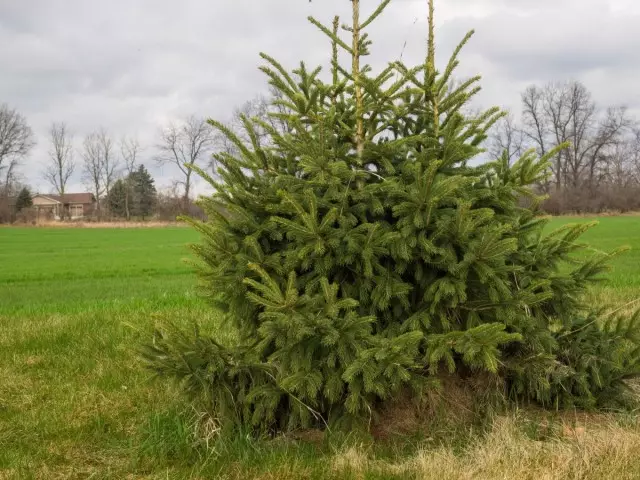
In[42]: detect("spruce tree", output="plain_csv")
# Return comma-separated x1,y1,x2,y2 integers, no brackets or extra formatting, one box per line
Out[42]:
15,187,32,212
131,165,157,220
143,0,640,433
107,179,128,217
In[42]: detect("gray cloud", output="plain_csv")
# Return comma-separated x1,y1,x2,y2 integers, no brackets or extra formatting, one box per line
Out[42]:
0,0,638,193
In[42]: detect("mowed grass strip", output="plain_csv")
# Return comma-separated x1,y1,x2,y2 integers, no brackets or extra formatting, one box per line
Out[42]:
0,228,200,315
547,216,640,290
1,218,640,479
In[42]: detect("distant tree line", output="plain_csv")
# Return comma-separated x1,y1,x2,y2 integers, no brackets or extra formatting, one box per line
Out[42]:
490,80,640,213
0,90,287,223
3,80,637,223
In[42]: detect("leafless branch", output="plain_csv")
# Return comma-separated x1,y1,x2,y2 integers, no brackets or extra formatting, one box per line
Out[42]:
98,129,117,197
0,104,35,194
156,116,214,203
120,136,142,220
82,132,105,211
489,112,525,165
44,122,75,196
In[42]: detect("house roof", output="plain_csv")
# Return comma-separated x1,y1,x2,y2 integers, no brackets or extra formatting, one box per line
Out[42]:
35,193,95,204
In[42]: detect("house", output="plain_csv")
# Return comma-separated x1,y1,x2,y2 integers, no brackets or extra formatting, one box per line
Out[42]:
32,193,96,220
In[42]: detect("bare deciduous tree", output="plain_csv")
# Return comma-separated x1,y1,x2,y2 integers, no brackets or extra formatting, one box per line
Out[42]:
489,112,525,165
120,136,141,220
98,129,117,198
81,128,118,216
44,122,75,199
521,81,634,191
214,87,292,170
0,104,35,195
156,116,214,206
82,133,105,214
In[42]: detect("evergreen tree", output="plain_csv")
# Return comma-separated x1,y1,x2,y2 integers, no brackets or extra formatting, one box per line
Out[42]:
130,165,157,219
15,187,32,212
143,0,640,434
106,179,128,217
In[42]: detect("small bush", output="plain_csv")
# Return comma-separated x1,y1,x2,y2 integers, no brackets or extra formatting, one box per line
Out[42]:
142,0,640,435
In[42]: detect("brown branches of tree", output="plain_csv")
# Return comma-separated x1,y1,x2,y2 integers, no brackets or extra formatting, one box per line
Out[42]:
44,122,75,198
82,129,116,215
491,80,639,213
82,133,104,213
215,87,292,165
156,116,214,207
98,129,117,198
489,112,524,165
519,81,634,192
120,136,141,221
0,104,35,195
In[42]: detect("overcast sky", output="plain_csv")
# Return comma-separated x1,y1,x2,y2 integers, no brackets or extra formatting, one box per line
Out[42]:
1,0,639,194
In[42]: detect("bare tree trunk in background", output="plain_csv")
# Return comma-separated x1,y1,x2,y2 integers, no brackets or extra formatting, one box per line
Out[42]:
120,136,140,221
631,128,640,185
0,103,35,196
489,112,525,165
156,116,214,212
214,87,292,167
98,129,117,201
44,122,75,219
521,86,549,191
82,133,105,217
519,80,637,212
584,106,631,189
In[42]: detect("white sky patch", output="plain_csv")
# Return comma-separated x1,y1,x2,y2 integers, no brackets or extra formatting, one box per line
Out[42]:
0,0,638,193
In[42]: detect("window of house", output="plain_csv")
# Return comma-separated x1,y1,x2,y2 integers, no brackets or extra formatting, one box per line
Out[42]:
70,204,83,218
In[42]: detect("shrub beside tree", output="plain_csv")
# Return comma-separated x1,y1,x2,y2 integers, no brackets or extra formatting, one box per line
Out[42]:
106,165,157,219
131,165,157,219
107,179,128,217
143,0,640,435
15,187,33,212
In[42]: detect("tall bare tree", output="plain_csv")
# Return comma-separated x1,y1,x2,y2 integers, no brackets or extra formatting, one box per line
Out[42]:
489,112,525,165
120,136,141,220
44,122,75,199
521,81,633,191
214,87,292,170
97,129,117,198
82,133,105,214
521,85,551,189
81,129,119,216
0,104,35,195
156,116,214,206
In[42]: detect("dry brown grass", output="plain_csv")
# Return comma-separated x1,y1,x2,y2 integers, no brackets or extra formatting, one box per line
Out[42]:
371,373,501,440
20,220,188,228
553,211,640,218
332,414,640,480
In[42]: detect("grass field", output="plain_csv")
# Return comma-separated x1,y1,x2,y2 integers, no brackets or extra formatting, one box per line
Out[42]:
1,217,640,479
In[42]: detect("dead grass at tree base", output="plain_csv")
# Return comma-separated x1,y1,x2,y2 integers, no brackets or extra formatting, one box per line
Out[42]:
371,373,502,440
3,220,188,228
333,415,640,480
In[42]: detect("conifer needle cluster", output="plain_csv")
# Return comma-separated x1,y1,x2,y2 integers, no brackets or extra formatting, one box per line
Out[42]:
143,0,640,433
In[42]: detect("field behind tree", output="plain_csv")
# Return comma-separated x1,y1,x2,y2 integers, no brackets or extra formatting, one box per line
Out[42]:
1,218,640,479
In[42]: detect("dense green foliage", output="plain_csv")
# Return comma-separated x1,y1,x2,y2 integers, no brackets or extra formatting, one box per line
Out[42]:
106,165,157,219
0,227,197,315
14,187,32,212
107,179,128,217
143,1,640,433
131,165,157,219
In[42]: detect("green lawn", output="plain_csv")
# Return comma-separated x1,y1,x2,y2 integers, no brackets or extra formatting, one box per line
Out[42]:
0,228,200,315
1,219,640,479
547,216,640,292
